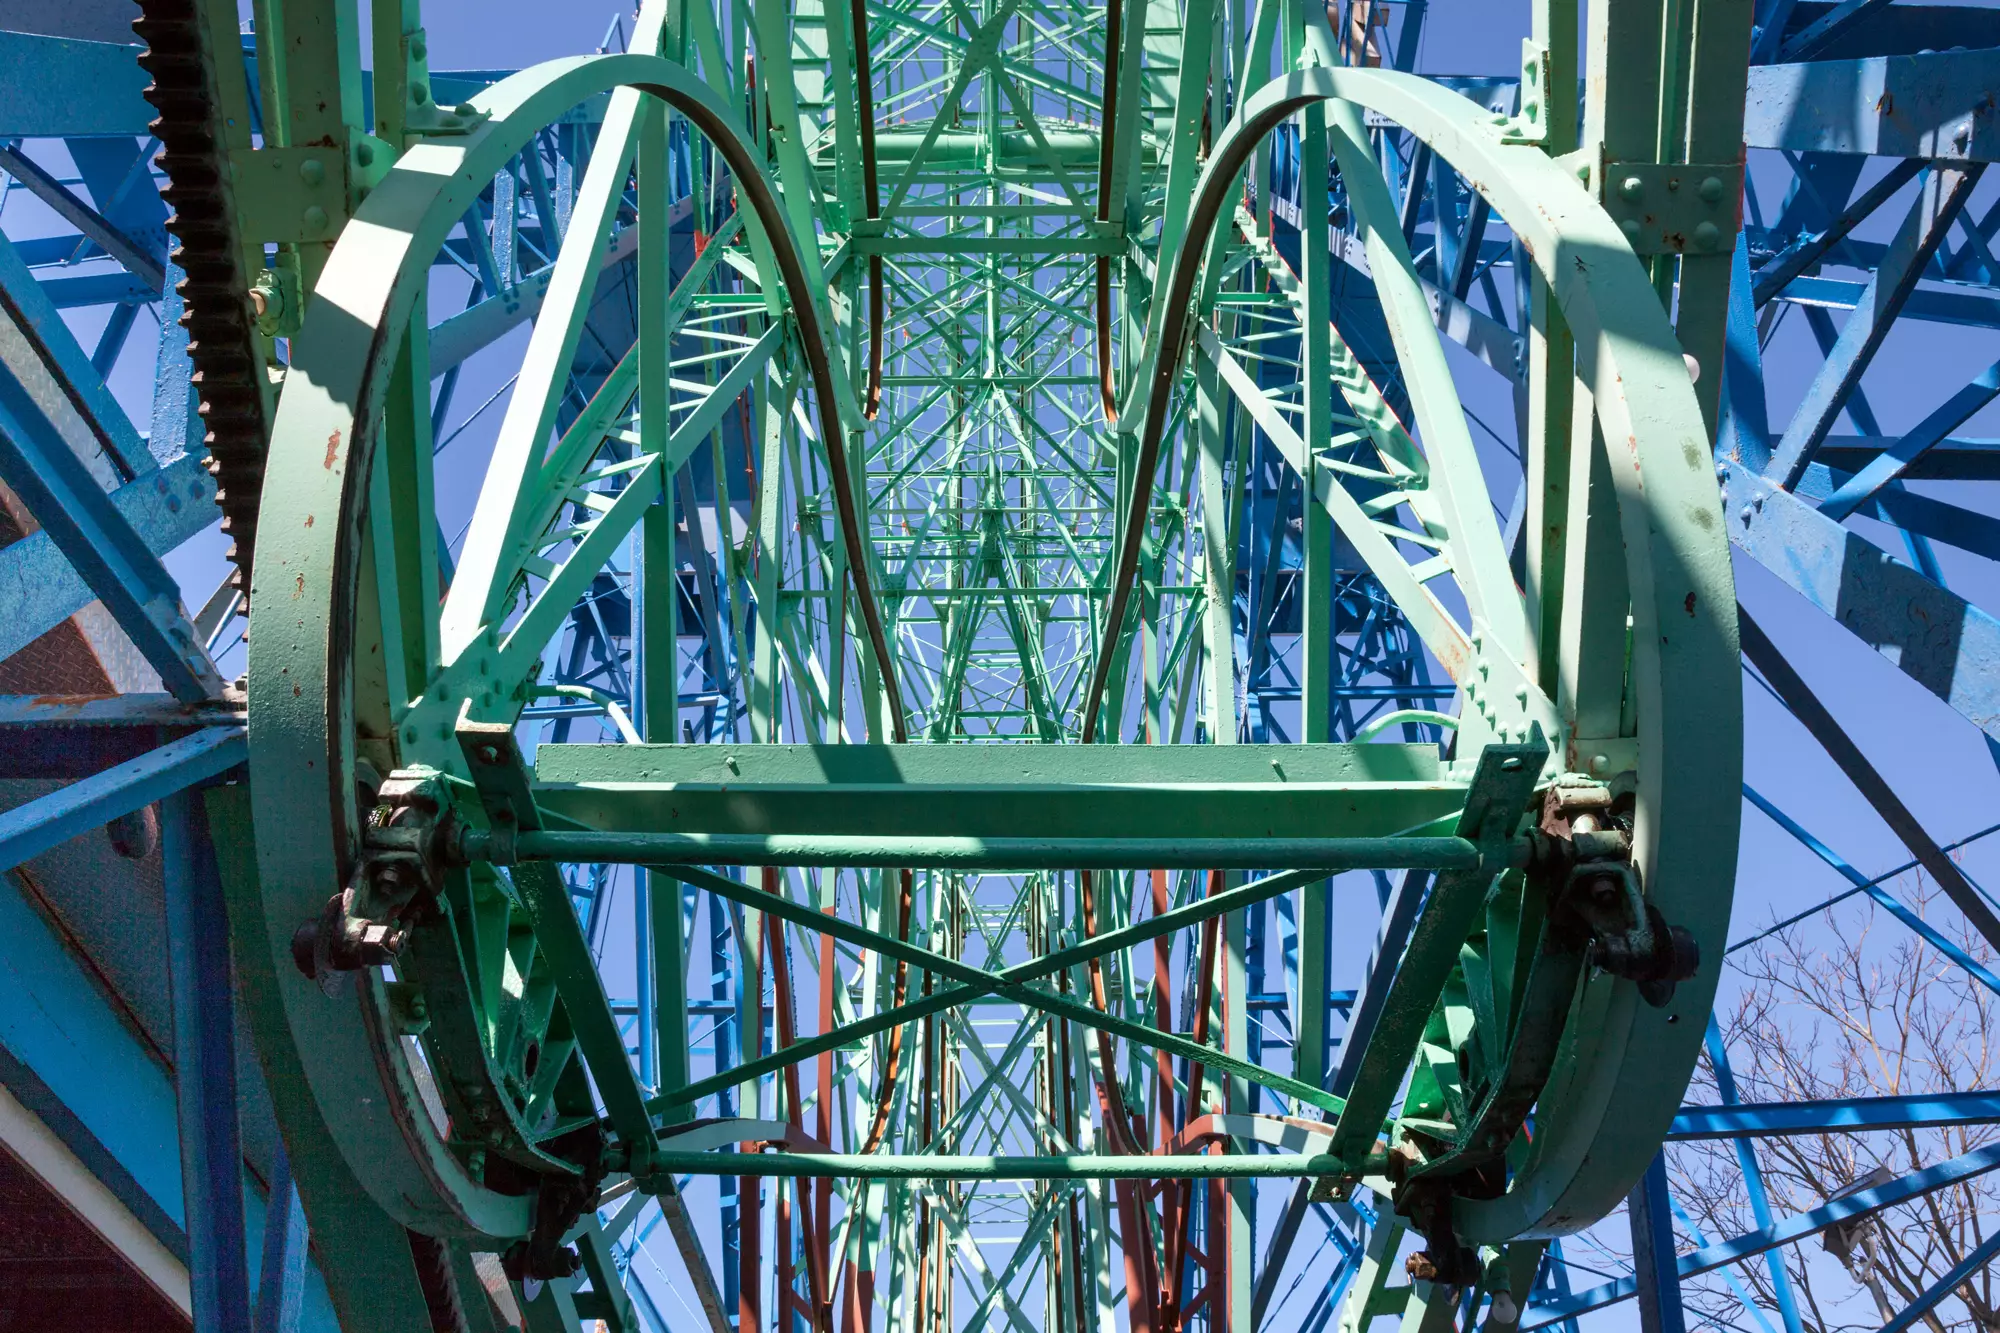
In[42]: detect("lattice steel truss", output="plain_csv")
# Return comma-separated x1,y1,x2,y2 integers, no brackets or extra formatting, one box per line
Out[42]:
0,1,1997,1332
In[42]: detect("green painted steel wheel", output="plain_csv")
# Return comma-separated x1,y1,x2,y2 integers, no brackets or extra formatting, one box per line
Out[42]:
245,49,857,1251
1135,65,1743,1244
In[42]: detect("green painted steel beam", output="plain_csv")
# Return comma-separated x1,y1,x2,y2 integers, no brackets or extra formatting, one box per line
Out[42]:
530,741,1458,841
475,829,1481,870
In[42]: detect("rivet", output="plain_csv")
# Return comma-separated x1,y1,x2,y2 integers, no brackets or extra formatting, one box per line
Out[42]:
1693,220,1721,250
1698,175,1725,203
354,140,375,168
411,37,428,61
299,157,325,186
1618,175,1644,201
412,82,430,106
302,204,329,234
1620,218,1641,240
1739,504,1755,524
1590,753,1610,775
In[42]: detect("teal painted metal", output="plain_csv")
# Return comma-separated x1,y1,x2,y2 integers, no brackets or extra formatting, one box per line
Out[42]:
51,0,2000,1326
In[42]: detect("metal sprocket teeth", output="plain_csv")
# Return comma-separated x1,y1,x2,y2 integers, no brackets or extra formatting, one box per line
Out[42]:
132,0,272,596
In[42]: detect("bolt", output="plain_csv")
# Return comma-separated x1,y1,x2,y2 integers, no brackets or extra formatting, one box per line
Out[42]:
1618,175,1645,201
477,743,503,765
1589,876,1620,908
299,157,325,186
407,994,428,1021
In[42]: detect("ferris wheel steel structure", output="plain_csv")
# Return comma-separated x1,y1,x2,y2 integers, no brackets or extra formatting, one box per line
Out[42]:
0,0,1995,1331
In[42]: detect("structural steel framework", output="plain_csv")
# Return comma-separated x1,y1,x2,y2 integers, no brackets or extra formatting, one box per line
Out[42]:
0,0,1997,1331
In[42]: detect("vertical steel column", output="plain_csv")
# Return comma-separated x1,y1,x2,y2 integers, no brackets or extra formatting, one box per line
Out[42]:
253,1140,308,1333
161,787,253,1333
1626,1153,1687,1333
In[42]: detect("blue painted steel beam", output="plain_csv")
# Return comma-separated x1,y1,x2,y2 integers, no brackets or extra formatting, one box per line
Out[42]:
1747,161,1923,308
1723,474,2000,757
1780,0,1900,62
0,777,339,1326
253,1139,309,1333
0,229,152,476
1669,1090,2000,1140
161,789,252,1333
1764,164,1986,491
0,363,219,698
1742,783,2000,994
0,33,157,137
1811,439,2000,483
0,725,244,872
0,692,237,778
1523,1141,2000,1326
1774,276,2000,331
0,450,217,661
1626,1154,1687,1333
1878,1228,2000,1333
1700,1022,1805,1333
0,145,166,292
1736,609,2000,954
1818,357,2000,520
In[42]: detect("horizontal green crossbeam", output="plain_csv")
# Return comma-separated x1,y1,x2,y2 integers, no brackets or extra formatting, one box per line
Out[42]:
478,829,1482,870
639,1151,1349,1181
529,741,1459,843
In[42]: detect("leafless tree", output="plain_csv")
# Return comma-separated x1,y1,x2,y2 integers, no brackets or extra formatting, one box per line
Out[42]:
1666,882,2000,1333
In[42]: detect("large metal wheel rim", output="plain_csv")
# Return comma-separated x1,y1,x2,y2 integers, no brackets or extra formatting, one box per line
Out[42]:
246,50,840,1238
1146,66,1742,1238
